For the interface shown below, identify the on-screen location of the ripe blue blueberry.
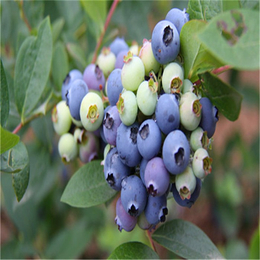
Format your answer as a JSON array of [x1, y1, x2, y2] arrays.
[[109, 37, 129, 56], [66, 79, 89, 121], [115, 197, 137, 232], [144, 194, 168, 226], [116, 122, 142, 167], [115, 50, 129, 69], [140, 158, 148, 184], [162, 130, 190, 175], [137, 119, 162, 160], [104, 147, 131, 191], [121, 175, 147, 217], [151, 20, 180, 64], [103, 105, 122, 146], [155, 93, 180, 135], [199, 97, 219, 138], [165, 8, 189, 34], [83, 64, 105, 91], [172, 177, 202, 208], [106, 69, 124, 106], [61, 69, 83, 100], [144, 157, 170, 197]]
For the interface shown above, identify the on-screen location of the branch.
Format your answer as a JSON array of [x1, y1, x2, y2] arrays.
[[91, 0, 121, 64], [146, 229, 157, 253], [19, 0, 32, 32]]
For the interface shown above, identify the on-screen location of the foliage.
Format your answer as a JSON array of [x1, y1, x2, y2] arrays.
[[1, 0, 259, 259]]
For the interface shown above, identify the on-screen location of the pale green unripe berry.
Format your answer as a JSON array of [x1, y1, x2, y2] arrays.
[[139, 39, 160, 76], [162, 62, 184, 94], [192, 148, 213, 179], [74, 128, 84, 143], [129, 41, 139, 56], [182, 79, 194, 94], [190, 127, 209, 151], [58, 133, 78, 163], [175, 166, 196, 200], [80, 92, 104, 132], [52, 101, 72, 135], [136, 79, 158, 116], [117, 90, 138, 126], [121, 51, 145, 91], [97, 47, 116, 77], [72, 117, 83, 128], [179, 92, 202, 131]]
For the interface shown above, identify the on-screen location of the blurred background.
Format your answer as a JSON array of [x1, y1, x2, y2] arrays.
[[1, 0, 259, 259]]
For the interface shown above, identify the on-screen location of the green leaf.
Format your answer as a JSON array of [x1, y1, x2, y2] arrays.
[[249, 226, 260, 259], [108, 242, 159, 259], [0, 60, 9, 126], [14, 16, 52, 123], [66, 42, 87, 71], [1, 142, 30, 202], [0, 126, 20, 155], [61, 160, 117, 208], [80, 0, 107, 25], [52, 18, 65, 44], [198, 9, 260, 70], [241, 0, 259, 10], [152, 219, 224, 259], [52, 41, 69, 92], [199, 71, 243, 121], [180, 20, 223, 82], [45, 218, 94, 259], [187, 0, 223, 21]]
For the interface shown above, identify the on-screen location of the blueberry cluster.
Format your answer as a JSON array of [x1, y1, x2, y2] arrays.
[[52, 7, 219, 232]]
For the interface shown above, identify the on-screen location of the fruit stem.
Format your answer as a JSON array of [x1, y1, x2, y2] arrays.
[[91, 0, 121, 64], [12, 122, 23, 135], [146, 229, 157, 253]]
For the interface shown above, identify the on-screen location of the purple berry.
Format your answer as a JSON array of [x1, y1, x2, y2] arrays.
[[83, 64, 105, 91]]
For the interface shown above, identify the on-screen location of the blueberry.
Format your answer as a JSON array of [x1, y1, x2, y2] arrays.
[[115, 197, 137, 232], [136, 79, 158, 116], [137, 211, 153, 230], [139, 158, 149, 184], [80, 92, 104, 132], [109, 37, 129, 56], [151, 20, 180, 64], [172, 177, 202, 208], [137, 119, 161, 160], [144, 157, 170, 197], [58, 133, 78, 163], [192, 148, 213, 179], [103, 105, 122, 146], [61, 69, 83, 100], [52, 100, 72, 135], [165, 8, 189, 34], [97, 47, 116, 77], [144, 194, 168, 226], [199, 97, 219, 138], [83, 64, 105, 91], [155, 93, 180, 135], [66, 79, 89, 121], [162, 130, 190, 175], [116, 122, 142, 167], [117, 90, 138, 126], [106, 69, 124, 106], [190, 127, 209, 151], [104, 147, 131, 191], [115, 50, 129, 69], [121, 175, 147, 217], [179, 92, 202, 131], [175, 166, 197, 200], [121, 51, 145, 92]]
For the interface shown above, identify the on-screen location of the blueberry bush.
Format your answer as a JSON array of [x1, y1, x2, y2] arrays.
[[1, 0, 259, 259]]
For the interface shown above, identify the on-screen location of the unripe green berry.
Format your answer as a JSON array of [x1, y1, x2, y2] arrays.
[[136, 79, 158, 116], [58, 133, 78, 163], [52, 101, 72, 135], [121, 51, 145, 91], [117, 90, 138, 126], [162, 62, 184, 94], [182, 79, 194, 94], [175, 166, 196, 200], [190, 127, 209, 151], [80, 92, 104, 132], [192, 148, 213, 179], [97, 47, 116, 77], [179, 92, 202, 131]]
